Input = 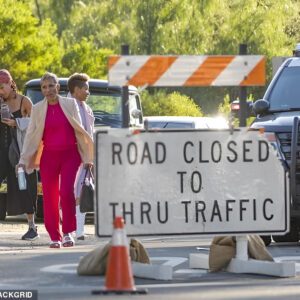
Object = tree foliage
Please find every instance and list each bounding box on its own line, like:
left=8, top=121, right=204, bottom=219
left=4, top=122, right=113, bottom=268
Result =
left=61, top=38, right=113, bottom=79
left=2, top=0, right=300, bottom=114
left=141, top=90, right=203, bottom=116
left=0, top=0, right=61, bottom=87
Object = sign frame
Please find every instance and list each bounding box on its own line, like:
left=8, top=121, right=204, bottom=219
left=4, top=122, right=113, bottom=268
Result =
left=95, top=128, right=289, bottom=237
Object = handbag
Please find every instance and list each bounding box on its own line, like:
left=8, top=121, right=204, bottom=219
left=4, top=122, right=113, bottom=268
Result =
left=79, top=167, right=94, bottom=213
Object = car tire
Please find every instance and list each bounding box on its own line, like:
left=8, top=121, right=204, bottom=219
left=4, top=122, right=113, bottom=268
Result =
left=0, top=194, right=7, bottom=221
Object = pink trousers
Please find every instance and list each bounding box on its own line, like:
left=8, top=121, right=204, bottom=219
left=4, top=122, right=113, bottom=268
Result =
left=40, top=147, right=81, bottom=241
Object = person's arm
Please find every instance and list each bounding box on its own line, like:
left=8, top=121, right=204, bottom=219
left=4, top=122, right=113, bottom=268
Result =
left=89, top=106, right=95, bottom=135
left=1, top=96, right=32, bottom=128
left=21, top=96, right=33, bottom=117
left=85, top=105, right=94, bottom=169
left=71, top=97, right=82, bottom=125
left=73, top=100, right=93, bottom=168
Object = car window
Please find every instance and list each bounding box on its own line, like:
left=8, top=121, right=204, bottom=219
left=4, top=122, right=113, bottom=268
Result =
left=26, top=88, right=68, bottom=104
left=89, top=94, right=121, bottom=114
left=268, top=67, right=300, bottom=109
left=89, top=93, right=122, bottom=127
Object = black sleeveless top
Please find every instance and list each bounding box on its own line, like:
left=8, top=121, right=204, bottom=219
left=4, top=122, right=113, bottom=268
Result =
left=0, top=97, right=24, bottom=150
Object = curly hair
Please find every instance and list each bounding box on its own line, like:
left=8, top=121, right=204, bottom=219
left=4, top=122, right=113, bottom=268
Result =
left=67, top=73, right=90, bottom=94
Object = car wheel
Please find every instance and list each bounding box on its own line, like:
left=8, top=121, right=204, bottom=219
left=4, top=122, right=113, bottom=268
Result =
left=260, top=235, right=272, bottom=246
left=0, top=194, right=7, bottom=221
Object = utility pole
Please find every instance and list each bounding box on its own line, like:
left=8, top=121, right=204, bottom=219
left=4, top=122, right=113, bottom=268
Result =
left=121, top=44, right=130, bottom=128
left=239, top=44, right=247, bottom=127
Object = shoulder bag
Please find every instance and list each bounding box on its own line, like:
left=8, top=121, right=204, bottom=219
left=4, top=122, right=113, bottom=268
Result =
left=79, top=167, right=94, bottom=213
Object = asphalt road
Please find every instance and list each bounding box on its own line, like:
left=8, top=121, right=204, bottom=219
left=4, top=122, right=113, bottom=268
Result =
left=1, top=218, right=300, bottom=300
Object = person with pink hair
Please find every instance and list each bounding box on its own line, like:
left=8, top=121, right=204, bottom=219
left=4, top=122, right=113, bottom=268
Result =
left=0, top=69, right=38, bottom=240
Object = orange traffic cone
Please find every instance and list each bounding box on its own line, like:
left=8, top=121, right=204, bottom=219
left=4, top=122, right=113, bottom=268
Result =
left=92, top=216, right=147, bottom=295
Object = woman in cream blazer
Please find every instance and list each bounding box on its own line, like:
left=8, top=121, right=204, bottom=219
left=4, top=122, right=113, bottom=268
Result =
left=19, top=93, right=93, bottom=172
left=19, top=72, right=93, bottom=248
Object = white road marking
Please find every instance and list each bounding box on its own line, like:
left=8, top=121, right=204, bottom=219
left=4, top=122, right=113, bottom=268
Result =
left=40, top=256, right=300, bottom=278
left=150, top=257, right=187, bottom=267
left=40, top=257, right=188, bottom=274
left=41, top=263, right=77, bottom=274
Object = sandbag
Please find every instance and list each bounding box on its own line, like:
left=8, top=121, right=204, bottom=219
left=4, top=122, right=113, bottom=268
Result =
left=209, top=236, right=236, bottom=272
left=209, top=235, right=273, bottom=272
left=77, top=238, right=150, bottom=276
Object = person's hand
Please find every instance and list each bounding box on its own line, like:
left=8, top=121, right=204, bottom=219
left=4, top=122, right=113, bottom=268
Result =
left=84, top=163, right=94, bottom=176
left=15, top=163, right=25, bottom=177
left=83, top=163, right=93, bottom=170
left=1, top=118, right=16, bottom=127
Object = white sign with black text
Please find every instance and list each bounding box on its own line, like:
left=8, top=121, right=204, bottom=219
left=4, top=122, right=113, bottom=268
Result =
left=95, top=129, right=288, bottom=237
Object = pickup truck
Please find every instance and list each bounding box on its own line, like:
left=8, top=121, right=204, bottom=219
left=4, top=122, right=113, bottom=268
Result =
left=0, top=78, right=143, bottom=220
left=243, top=57, right=300, bottom=244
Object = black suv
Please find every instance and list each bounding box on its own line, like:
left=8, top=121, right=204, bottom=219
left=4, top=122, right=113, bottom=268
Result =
left=0, top=78, right=143, bottom=220
left=250, top=57, right=300, bottom=243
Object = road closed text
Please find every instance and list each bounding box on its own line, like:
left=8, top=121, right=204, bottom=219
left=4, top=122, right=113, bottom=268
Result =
left=108, top=198, right=274, bottom=226
left=111, top=139, right=269, bottom=165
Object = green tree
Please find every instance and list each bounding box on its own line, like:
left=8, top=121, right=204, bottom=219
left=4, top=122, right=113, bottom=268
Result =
left=134, top=0, right=183, bottom=54
left=32, top=0, right=79, bottom=37
left=60, top=0, right=137, bottom=53
left=27, top=0, right=300, bottom=115
left=141, top=90, right=203, bottom=116
left=61, top=38, right=113, bottom=78
left=0, top=0, right=62, bottom=87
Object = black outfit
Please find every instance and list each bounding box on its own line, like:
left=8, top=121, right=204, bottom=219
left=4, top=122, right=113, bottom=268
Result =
left=0, top=98, right=37, bottom=215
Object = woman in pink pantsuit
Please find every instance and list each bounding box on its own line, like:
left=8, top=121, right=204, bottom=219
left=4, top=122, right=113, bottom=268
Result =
left=18, top=72, right=93, bottom=248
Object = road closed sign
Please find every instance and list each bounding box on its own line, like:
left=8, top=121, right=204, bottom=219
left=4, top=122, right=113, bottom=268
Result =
left=95, top=129, right=289, bottom=237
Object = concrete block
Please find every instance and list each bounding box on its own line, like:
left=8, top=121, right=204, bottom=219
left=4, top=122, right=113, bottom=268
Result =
left=132, top=262, right=173, bottom=280
left=226, top=258, right=296, bottom=277
left=189, top=253, right=209, bottom=270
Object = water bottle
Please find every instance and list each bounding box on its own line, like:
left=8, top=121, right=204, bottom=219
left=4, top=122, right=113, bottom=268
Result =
left=0, top=99, right=10, bottom=120
left=17, top=167, right=27, bottom=191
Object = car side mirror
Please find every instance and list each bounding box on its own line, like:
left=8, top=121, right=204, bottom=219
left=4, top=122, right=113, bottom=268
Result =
left=131, top=109, right=142, bottom=119
left=253, top=99, right=269, bottom=116
left=130, top=109, right=144, bottom=127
